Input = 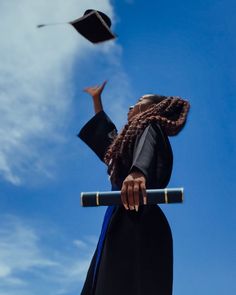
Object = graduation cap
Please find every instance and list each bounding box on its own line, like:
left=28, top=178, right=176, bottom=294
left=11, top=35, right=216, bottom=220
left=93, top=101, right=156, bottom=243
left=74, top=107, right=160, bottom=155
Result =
left=37, top=9, right=116, bottom=44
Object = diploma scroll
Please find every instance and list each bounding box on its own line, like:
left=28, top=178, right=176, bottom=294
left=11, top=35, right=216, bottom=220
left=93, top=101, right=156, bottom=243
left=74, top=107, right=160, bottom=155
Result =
left=81, top=187, right=184, bottom=207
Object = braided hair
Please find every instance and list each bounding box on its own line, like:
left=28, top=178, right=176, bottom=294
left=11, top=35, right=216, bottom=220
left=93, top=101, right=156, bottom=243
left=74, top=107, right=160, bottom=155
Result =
left=104, top=95, right=190, bottom=186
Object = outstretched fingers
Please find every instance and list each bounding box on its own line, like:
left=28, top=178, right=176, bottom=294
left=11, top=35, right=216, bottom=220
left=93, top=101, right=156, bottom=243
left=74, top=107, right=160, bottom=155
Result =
left=83, top=80, right=107, bottom=97
left=100, top=80, right=107, bottom=91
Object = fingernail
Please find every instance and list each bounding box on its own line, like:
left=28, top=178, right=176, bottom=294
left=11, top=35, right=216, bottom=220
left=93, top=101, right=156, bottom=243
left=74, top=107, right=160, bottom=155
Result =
left=124, top=204, right=129, bottom=210
left=144, top=198, right=147, bottom=205
left=135, top=205, right=139, bottom=212
left=130, top=206, right=135, bottom=210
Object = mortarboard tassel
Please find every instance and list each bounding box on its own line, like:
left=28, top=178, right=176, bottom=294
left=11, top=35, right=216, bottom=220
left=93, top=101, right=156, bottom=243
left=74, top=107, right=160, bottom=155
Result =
left=37, top=22, right=67, bottom=28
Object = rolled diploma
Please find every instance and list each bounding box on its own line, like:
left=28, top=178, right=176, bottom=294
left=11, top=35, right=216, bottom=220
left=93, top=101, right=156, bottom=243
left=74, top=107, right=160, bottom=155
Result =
left=81, top=187, right=184, bottom=207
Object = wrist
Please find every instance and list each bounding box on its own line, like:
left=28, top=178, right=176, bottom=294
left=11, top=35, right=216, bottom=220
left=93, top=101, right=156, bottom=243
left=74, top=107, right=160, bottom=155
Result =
left=93, top=94, right=101, bottom=100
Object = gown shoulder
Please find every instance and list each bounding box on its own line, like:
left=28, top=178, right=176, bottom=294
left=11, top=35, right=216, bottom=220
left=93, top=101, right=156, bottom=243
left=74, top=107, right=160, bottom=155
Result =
left=78, top=111, right=117, bottom=162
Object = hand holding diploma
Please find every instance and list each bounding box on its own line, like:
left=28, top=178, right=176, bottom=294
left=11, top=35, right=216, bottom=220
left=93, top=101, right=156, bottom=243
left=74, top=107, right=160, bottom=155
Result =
left=81, top=187, right=184, bottom=207
left=121, top=170, right=147, bottom=211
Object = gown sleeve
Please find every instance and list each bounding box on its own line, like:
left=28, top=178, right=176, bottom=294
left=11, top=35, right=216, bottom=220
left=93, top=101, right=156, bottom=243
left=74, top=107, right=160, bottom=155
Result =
left=78, top=111, right=117, bottom=162
left=129, top=122, right=173, bottom=189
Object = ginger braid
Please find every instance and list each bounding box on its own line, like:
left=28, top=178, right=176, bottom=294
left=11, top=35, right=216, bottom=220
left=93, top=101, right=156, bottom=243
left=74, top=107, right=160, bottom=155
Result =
left=104, top=96, right=190, bottom=186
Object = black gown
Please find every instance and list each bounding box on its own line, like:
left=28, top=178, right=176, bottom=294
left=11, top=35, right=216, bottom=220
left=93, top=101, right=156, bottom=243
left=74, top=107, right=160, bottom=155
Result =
left=78, top=111, right=174, bottom=295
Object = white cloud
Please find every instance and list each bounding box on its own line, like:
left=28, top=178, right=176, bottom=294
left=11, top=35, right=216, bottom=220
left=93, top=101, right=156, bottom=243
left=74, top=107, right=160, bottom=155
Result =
left=73, top=239, right=87, bottom=249
left=0, top=216, right=57, bottom=279
left=0, top=0, right=121, bottom=186
left=0, top=215, right=96, bottom=295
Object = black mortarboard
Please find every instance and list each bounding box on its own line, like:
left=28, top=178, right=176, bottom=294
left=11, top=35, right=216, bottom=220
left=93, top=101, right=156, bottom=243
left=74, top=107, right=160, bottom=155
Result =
left=70, top=9, right=116, bottom=43
left=37, top=9, right=116, bottom=44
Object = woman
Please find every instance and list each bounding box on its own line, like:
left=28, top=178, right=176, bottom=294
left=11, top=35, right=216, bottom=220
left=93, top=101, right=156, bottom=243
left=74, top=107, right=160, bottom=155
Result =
left=78, top=81, right=190, bottom=295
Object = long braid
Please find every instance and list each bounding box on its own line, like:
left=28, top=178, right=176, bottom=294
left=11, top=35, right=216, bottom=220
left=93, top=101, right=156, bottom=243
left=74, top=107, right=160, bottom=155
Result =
left=105, top=96, right=190, bottom=186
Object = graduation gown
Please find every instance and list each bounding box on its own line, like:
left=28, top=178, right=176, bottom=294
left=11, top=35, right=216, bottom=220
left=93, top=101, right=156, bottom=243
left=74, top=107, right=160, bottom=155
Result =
left=78, top=111, right=174, bottom=295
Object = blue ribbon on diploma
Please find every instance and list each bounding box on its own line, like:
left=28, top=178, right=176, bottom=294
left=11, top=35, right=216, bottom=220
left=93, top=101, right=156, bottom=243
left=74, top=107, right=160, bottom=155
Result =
left=81, top=187, right=184, bottom=207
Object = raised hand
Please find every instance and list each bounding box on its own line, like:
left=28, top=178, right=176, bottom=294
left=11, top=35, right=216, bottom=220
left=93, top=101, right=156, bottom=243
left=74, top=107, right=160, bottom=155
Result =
left=83, top=80, right=107, bottom=99
left=83, top=80, right=107, bottom=114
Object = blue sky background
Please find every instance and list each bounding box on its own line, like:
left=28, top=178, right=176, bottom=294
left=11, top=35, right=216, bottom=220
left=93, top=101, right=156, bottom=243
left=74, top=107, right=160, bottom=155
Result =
left=0, top=0, right=235, bottom=294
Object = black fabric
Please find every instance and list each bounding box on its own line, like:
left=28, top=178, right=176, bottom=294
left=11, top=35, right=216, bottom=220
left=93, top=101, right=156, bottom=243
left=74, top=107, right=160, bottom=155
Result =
left=94, top=206, right=173, bottom=295
left=84, top=9, right=112, bottom=27
left=78, top=111, right=117, bottom=162
left=130, top=122, right=173, bottom=189
left=79, top=111, right=174, bottom=295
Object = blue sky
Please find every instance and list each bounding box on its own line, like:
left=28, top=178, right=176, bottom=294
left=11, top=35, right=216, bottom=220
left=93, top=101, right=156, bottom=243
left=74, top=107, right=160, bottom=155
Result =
left=0, top=0, right=235, bottom=294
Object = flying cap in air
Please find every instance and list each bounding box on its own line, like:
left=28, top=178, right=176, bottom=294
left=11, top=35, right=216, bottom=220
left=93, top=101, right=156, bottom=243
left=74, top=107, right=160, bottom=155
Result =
left=37, top=9, right=116, bottom=44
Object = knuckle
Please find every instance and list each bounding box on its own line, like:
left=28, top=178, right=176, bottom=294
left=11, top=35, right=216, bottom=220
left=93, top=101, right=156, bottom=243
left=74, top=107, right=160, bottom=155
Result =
left=124, top=180, right=132, bottom=186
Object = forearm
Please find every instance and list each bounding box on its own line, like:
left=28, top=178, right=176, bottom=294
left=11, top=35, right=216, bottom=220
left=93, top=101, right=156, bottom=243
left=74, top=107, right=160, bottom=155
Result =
left=92, top=95, right=103, bottom=114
